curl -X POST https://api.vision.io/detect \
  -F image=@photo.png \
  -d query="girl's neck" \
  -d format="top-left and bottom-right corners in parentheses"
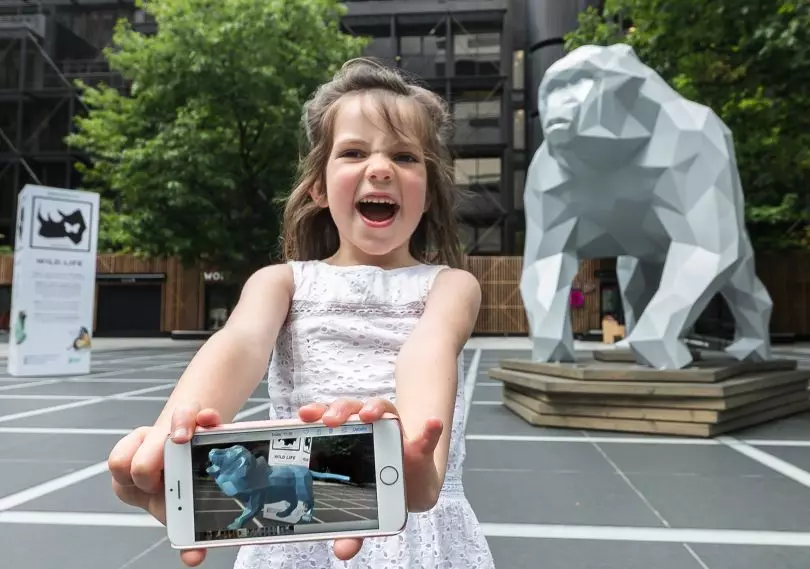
top-left (325, 245), bottom-right (420, 270)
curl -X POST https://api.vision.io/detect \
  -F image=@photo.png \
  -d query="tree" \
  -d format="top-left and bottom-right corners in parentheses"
top-left (565, 0), bottom-right (810, 251)
top-left (68, 0), bottom-right (367, 278)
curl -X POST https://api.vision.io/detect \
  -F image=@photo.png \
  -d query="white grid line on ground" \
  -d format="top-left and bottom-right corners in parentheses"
top-left (0, 401), bottom-right (274, 516)
top-left (0, 380), bottom-right (64, 392)
top-left (462, 348), bottom-right (482, 432)
top-left (0, 394), bottom-right (270, 403)
top-left (0, 461), bottom-right (110, 511)
top-left (0, 383), bottom-right (175, 423)
top-left (3, 510), bottom-right (810, 548)
top-left (584, 432), bottom-right (711, 568)
top-left (0, 378), bottom-right (182, 384)
top-left (719, 435), bottom-right (810, 488)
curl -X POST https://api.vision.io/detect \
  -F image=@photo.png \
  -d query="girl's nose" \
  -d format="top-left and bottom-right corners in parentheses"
top-left (367, 157), bottom-right (393, 182)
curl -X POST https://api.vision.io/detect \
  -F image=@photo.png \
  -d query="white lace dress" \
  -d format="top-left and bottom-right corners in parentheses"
top-left (233, 260), bottom-right (495, 569)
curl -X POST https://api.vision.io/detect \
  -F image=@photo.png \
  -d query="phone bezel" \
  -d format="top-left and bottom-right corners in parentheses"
top-left (164, 416), bottom-right (407, 549)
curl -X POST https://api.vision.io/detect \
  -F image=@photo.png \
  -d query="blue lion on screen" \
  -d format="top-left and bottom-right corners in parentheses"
top-left (206, 445), bottom-right (315, 530)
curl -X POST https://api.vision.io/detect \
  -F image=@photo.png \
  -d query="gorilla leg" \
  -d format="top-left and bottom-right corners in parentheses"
top-left (615, 256), bottom-right (664, 336)
top-left (626, 242), bottom-right (735, 369)
top-left (718, 245), bottom-right (772, 362)
top-left (520, 250), bottom-right (579, 363)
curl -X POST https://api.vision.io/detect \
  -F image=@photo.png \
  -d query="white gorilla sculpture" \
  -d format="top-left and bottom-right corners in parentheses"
top-left (521, 43), bottom-right (772, 370)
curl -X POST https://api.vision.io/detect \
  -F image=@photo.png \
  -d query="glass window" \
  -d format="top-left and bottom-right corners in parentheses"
top-left (514, 109), bottom-right (525, 149)
top-left (454, 158), bottom-right (501, 186)
top-left (513, 50), bottom-right (525, 90)
top-left (454, 99), bottom-right (500, 120)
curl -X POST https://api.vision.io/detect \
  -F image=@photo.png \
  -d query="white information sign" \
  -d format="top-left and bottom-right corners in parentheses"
top-left (262, 434), bottom-right (313, 522)
top-left (7, 184), bottom-right (99, 376)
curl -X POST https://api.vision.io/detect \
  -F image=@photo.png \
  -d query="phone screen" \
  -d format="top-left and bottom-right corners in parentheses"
top-left (189, 423), bottom-right (379, 542)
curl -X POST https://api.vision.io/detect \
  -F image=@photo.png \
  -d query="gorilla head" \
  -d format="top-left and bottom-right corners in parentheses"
top-left (538, 44), bottom-right (665, 169)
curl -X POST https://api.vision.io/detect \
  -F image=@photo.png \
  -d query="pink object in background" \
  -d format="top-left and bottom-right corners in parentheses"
top-left (570, 288), bottom-right (585, 308)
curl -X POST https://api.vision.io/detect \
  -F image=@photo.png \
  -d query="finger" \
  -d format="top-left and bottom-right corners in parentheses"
top-left (333, 537), bottom-right (363, 560)
top-left (358, 398), bottom-right (398, 423)
top-left (108, 426), bottom-right (150, 487)
top-left (298, 402), bottom-right (329, 423)
top-left (196, 408), bottom-right (221, 428)
top-left (112, 478), bottom-right (149, 510)
top-left (130, 430), bottom-right (169, 493)
top-left (171, 403), bottom-right (202, 443)
top-left (111, 477), bottom-right (168, 524)
top-left (321, 398), bottom-right (364, 427)
top-left (180, 549), bottom-right (207, 567)
top-left (409, 418), bottom-right (443, 456)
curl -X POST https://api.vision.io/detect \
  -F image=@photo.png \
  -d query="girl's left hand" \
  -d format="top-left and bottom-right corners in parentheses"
top-left (298, 397), bottom-right (444, 560)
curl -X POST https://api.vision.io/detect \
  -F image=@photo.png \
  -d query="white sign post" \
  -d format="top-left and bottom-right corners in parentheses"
top-left (8, 184), bottom-right (99, 376)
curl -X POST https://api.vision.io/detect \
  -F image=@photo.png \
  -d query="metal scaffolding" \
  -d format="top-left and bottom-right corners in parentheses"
top-left (0, 0), bottom-right (130, 247)
top-left (342, 7), bottom-right (518, 255)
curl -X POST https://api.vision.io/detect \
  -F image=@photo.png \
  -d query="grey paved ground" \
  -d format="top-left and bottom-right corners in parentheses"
top-left (1, 342), bottom-right (810, 568)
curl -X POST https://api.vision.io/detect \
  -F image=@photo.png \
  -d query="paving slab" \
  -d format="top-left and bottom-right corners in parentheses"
top-left (0, 460), bottom-right (101, 496)
top-left (464, 467), bottom-right (664, 526)
top-left (10, 470), bottom-right (135, 514)
top-left (763, 446), bottom-right (810, 471)
top-left (0, 524), bottom-right (170, 569)
top-left (730, 411), bottom-right (810, 440)
top-left (0, 432), bottom-right (122, 462)
top-left (123, 537), bottom-right (239, 569)
top-left (0, 398), bottom-right (65, 416)
top-left (688, 544), bottom-right (810, 569)
top-left (601, 443), bottom-right (810, 531)
top-left (0, 399), bottom-right (169, 429)
top-left (487, 538), bottom-right (707, 569)
top-left (466, 399), bottom-right (585, 437)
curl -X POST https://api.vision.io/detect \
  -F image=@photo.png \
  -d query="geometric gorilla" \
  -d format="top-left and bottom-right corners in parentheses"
top-left (520, 43), bottom-right (772, 370)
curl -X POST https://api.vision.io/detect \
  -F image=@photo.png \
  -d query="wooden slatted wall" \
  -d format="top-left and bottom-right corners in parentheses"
top-left (0, 253), bottom-right (808, 336)
top-left (466, 257), bottom-right (606, 335)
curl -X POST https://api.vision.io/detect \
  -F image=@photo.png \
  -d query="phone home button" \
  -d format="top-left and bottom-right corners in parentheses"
top-left (379, 466), bottom-right (399, 486)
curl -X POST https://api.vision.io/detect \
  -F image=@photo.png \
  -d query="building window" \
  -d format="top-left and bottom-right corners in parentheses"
top-left (514, 109), bottom-right (525, 149)
top-left (454, 33), bottom-right (500, 76)
top-left (454, 158), bottom-right (501, 186)
top-left (513, 50), bottom-right (525, 90)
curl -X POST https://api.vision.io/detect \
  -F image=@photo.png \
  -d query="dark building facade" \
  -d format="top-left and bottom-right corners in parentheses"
top-left (0, 0), bottom-right (599, 256)
top-left (339, 0), bottom-right (601, 255)
top-left (0, 0), bottom-right (134, 248)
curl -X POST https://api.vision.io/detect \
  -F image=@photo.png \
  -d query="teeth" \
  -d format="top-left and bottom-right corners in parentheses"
top-left (358, 198), bottom-right (396, 205)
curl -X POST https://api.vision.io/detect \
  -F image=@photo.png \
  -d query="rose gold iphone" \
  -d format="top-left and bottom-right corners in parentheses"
top-left (163, 415), bottom-right (408, 549)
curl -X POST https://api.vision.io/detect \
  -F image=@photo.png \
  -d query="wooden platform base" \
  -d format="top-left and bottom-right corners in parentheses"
top-left (490, 352), bottom-right (810, 438)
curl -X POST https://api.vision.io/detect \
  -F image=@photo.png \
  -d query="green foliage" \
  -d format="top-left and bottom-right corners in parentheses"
top-left (68, 0), bottom-right (367, 276)
top-left (565, 0), bottom-right (810, 251)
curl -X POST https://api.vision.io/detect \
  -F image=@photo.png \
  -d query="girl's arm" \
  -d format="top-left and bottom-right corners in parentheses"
top-left (151, 263), bottom-right (294, 433)
top-left (394, 268), bottom-right (481, 503)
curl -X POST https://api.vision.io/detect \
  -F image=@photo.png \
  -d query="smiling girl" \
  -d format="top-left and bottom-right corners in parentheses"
top-left (108, 58), bottom-right (496, 569)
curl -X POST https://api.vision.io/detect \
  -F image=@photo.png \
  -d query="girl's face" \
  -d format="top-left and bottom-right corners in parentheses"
top-left (318, 93), bottom-right (428, 267)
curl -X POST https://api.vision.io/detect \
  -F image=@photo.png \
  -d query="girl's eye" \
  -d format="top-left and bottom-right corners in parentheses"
top-left (339, 150), bottom-right (364, 158)
top-left (393, 153), bottom-right (418, 163)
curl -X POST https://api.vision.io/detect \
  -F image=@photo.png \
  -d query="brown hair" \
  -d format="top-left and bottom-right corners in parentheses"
top-left (281, 57), bottom-right (464, 268)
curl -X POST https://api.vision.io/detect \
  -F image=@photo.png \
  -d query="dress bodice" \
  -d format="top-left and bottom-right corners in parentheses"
top-left (265, 260), bottom-right (467, 492)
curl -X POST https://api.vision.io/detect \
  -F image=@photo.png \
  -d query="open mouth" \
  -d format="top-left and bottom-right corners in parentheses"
top-left (355, 197), bottom-right (400, 224)
top-left (545, 117), bottom-right (570, 129)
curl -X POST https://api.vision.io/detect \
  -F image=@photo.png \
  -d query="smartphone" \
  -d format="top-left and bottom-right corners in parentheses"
top-left (163, 415), bottom-right (408, 549)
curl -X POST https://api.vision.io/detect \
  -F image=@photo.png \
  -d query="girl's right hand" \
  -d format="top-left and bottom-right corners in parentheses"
top-left (108, 404), bottom-right (222, 567)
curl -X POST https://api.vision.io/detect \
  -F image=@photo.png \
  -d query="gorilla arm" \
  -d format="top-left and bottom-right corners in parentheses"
top-left (519, 150), bottom-right (579, 363)
top-left (626, 115), bottom-right (744, 369)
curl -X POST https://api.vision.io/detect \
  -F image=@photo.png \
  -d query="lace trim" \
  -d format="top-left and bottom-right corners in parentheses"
top-left (289, 299), bottom-right (426, 317)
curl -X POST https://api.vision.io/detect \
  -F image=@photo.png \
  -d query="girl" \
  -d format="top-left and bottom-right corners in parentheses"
top-left (108, 58), bottom-right (496, 569)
